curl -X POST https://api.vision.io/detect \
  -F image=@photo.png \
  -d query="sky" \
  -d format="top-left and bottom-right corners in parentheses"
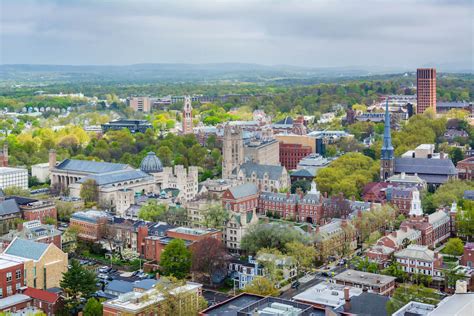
top-left (1, 0), bottom-right (473, 70)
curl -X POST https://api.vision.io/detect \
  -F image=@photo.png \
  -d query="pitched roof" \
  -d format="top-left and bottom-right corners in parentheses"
top-left (76, 169), bottom-right (152, 186)
top-left (239, 162), bottom-right (285, 181)
top-left (336, 292), bottom-right (389, 316)
top-left (395, 245), bottom-right (435, 262)
top-left (290, 169), bottom-right (315, 177)
top-left (4, 238), bottom-right (49, 260)
top-left (228, 183), bottom-right (258, 199)
top-left (0, 199), bottom-right (20, 216)
top-left (394, 158), bottom-right (457, 176)
top-left (23, 287), bottom-right (59, 304)
top-left (55, 159), bottom-right (129, 174)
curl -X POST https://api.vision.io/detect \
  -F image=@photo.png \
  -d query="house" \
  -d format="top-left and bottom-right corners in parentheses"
top-left (457, 157), bottom-right (474, 180)
top-left (221, 183), bottom-right (258, 213)
top-left (22, 287), bottom-right (62, 316)
top-left (333, 269), bottom-right (396, 295)
top-left (224, 209), bottom-right (258, 252)
top-left (461, 242), bottom-right (474, 268)
top-left (1, 238), bottom-right (68, 290)
top-left (0, 220), bottom-right (62, 251)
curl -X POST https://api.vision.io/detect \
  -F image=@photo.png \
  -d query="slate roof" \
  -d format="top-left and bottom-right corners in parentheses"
top-left (228, 183), bottom-right (258, 199)
top-left (239, 162), bottom-right (285, 181)
top-left (0, 199), bottom-right (20, 216)
top-left (259, 192), bottom-right (298, 203)
top-left (5, 196), bottom-right (38, 206)
top-left (335, 292), bottom-right (389, 316)
top-left (55, 159), bottom-right (129, 174)
top-left (4, 238), bottom-right (49, 260)
top-left (394, 158), bottom-right (457, 176)
top-left (276, 116), bottom-right (293, 125)
top-left (290, 169), bottom-right (315, 177)
top-left (105, 280), bottom-right (134, 294)
top-left (76, 169), bottom-right (152, 186)
top-left (395, 245), bottom-right (435, 262)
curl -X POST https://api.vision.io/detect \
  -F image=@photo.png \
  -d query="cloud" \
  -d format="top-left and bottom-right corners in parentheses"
top-left (0, 0), bottom-right (472, 69)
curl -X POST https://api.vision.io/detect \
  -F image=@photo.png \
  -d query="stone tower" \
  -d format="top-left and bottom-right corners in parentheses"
top-left (380, 98), bottom-right (394, 180)
top-left (182, 96), bottom-right (193, 134)
top-left (0, 142), bottom-right (8, 167)
top-left (222, 124), bottom-right (244, 179)
top-left (409, 188), bottom-right (423, 217)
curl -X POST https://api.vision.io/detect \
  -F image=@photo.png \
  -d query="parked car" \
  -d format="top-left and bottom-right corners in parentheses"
top-left (321, 272), bottom-right (330, 277)
top-left (98, 266), bottom-right (111, 273)
top-left (97, 273), bottom-right (109, 280)
top-left (291, 281), bottom-right (300, 289)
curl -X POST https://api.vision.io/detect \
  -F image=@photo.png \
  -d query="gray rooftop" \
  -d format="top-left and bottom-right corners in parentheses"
top-left (239, 162), bottom-right (285, 181)
top-left (77, 169), bottom-right (152, 186)
top-left (203, 293), bottom-right (262, 316)
top-left (55, 159), bottom-right (129, 174)
top-left (0, 199), bottom-right (20, 217)
top-left (228, 183), bottom-right (258, 199)
top-left (334, 269), bottom-right (396, 287)
top-left (4, 238), bottom-right (49, 260)
top-left (394, 158), bottom-right (457, 182)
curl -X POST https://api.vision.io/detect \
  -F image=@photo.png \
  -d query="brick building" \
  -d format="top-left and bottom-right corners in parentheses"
top-left (6, 197), bottom-right (56, 224)
top-left (314, 218), bottom-right (357, 261)
top-left (333, 269), bottom-right (396, 295)
top-left (394, 245), bottom-right (443, 279)
top-left (0, 294), bottom-right (32, 312)
top-left (416, 68), bottom-right (436, 114)
top-left (222, 183), bottom-right (258, 213)
top-left (70, 210), bottom-right (109, 241)
top-left (460, 242), bottom-right (474, 268)
top-left (0, 257), bottom-right (24, 298)
top-left (0, 198), bottom-right (21, 235)
top-left (22, 287), bottom-right (62, 316)
top-left (279, 143), bottom-right (312, 171)
top-left (457, 157), bottom-right (474, 180)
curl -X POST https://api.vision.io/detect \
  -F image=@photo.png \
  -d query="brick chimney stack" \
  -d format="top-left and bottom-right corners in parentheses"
top-left (49, 149), bottom-right (57, 170)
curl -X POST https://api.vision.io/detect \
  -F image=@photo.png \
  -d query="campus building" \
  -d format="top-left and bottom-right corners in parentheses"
top-left (416, 68), bottom-right (436, 114)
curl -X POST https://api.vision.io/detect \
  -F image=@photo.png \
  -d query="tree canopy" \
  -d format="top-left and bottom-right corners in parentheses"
top-left (160, 239), bottom-right (192, 279)
top-left (60, 259), bottom-right (97, 310)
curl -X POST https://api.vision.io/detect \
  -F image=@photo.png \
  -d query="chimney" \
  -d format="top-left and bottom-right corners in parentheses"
top-left (2, 142), bottom-right (8, 167)
top-left (344, 287), bottom-right (350, 301)
top-left (49, 149), bottom-right (57, 170)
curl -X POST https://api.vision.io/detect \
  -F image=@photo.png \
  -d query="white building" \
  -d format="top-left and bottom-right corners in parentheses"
top-left (0, 167), bottom-right (28, 190)
top-left (31, 163), bottom-right (50, 183)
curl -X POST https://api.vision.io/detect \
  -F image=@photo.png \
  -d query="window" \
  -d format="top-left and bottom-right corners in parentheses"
top-left (6, 286), bottom-right (12, 296)
top-left (15, 270), bottom-right (21, 280)
top-left (6, 272), bottom-right (12, 282)
top-left (0, 288), bottom-right (2, 298)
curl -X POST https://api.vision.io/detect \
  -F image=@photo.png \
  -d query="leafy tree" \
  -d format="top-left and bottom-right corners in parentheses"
top-left (456, 204), bottom-right (474, 241)
top-left (201, 204), bottom-right (229, 229)
top-left (381, 262), bottom-right (407, 282)
top-left (190, 237), bottom-right (229, 285)
top-left (83, 298), bottom-right (103, 316)
top-left (154, 277), bottom-right (208, 315)
top-left (315, 152), bottom-right (379, 198)
top-left (443, 238), bottom-right (464, 256)
top-left (80, 179), bottom-right (98, 204)
top-left (386, 284), bottom-right (441, 315)
top-left (60, 259), bottom-right (97, 310)
top-left (43, 216), bottom-right (57, 225)
top-left (285, 241), bottom-right (316, 271)
top-left (241, 223), bottom-right (310, 254)
top-left (3, 186), bottom-right (30, 197)
top-left (160, 239), bottom-right (191, 279)
top-left (449, 147), bottom-right (464, 164)
top-left (138, 200), bottom-right (167, 222)
top-left (242, 276), bottom-right (279, 296)
top-left (56, 200), bottom-right (77, 221)
top-left (290, 179), bottom-right (311, 194)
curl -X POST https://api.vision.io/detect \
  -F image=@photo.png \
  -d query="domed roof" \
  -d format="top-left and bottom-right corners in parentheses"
top-left (140, 152), bottom-right (163, 173)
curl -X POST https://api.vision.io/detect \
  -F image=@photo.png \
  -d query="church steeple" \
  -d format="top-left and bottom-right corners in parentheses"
top-left (380, 98), bottom-right (395, 180)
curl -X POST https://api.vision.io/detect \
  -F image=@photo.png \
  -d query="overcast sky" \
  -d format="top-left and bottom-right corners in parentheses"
top-left (1, 0), bottom-right (473, 70)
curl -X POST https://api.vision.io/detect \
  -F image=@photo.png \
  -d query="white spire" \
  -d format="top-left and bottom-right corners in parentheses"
top-left (409, 188), bottom-right (423, 217)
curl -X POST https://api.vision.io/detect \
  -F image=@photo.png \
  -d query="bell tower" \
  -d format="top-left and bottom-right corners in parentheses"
top-left (182, 96), bottom-right (193, 134)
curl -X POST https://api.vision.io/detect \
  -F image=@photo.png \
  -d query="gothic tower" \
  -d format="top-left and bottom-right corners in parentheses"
top-left (222, 124), bottom-right (244, 179)
top-left (182, 96), bottom-right (193, 134)
top-left (380, 98), bottom-right (394, 180)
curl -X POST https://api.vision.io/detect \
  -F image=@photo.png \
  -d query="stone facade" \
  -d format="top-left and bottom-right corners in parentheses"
top-left (222, 124), bottom-right (244, 179)
top-left (182, 96), bottom-right (193, 134)
top-left (244, 139), bottom-right (280, 166)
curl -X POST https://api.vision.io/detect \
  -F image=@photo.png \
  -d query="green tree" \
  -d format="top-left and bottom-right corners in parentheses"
top-left (457, 202), bottom-right (474, 241)
top-left (160, 239), bottom-right (191, 279)
top-left (290, 179), bottom-right (311, 194)
top-left (381, 262), bottom-right (407, 283)
top-left (443, 238), bottom-right (464, 256)
top-left (241, 223), bottom-right (310, 254)
top-left (285, 241), bottom-right (316, 271)
top-left (386, 284), bottom-right (441, 315)
top-left (138, 200), bottom-right (167, 222)
top-left (60, 259), bottom-right (97, 310)
top-left (80, 179), bottom-right (99, 204)
top-left (83, 297), bottom-right (103, 316)
top-left (449, 147), bottom-right (464, 164)
top-left (242, 276), bottom-right (280, 296)
top-left (3, 186), bottom-right (30, 197)
top-left (201, 204), bottom-right (229, 229)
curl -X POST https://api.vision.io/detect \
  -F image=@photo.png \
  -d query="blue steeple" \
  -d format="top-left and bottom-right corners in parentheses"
top-left (381, 98), bottom-right (394, 160)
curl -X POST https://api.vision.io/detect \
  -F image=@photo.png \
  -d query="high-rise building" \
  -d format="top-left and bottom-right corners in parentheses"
top-left (222, 124), bottom-right (244, 179)
top-left (182, 96), bottom-right (193, 134)
top-left (129, 96), bottom-right (151, 112)
top-left (416, 68), bottom-right (436, 114)
top-left (380, 98), bottom-right (394, 180)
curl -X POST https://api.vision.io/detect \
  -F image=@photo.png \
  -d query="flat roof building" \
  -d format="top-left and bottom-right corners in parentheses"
top-left (333, 269), bottom-right (396, 296)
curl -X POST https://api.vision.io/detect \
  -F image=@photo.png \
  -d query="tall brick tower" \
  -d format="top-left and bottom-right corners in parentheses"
top-left (416, 68), bottom-right (436, 114)
top-left (182, 96), bottom-right (193, 134)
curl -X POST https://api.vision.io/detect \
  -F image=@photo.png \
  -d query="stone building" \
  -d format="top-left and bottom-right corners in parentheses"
top-left (222, 124), bottom-right (244, 179)
top-left (0, 198), bottom-right (21, 235)
top-left (314, 218), bottom-right (357, 261)
top-left (225, 209), bottom-right (259, 252)
top-left (237, 162), bottom-right (290, 193)
top-left (244, 139), bottom-right (280, 166)
top-left (1, 238), bottom-right (68, 290)
top-left (0, 167), bottom-right (28, 190)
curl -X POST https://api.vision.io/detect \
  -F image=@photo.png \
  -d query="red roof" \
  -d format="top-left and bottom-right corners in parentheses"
top-left (23, 287), bottom-right (59, 304)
